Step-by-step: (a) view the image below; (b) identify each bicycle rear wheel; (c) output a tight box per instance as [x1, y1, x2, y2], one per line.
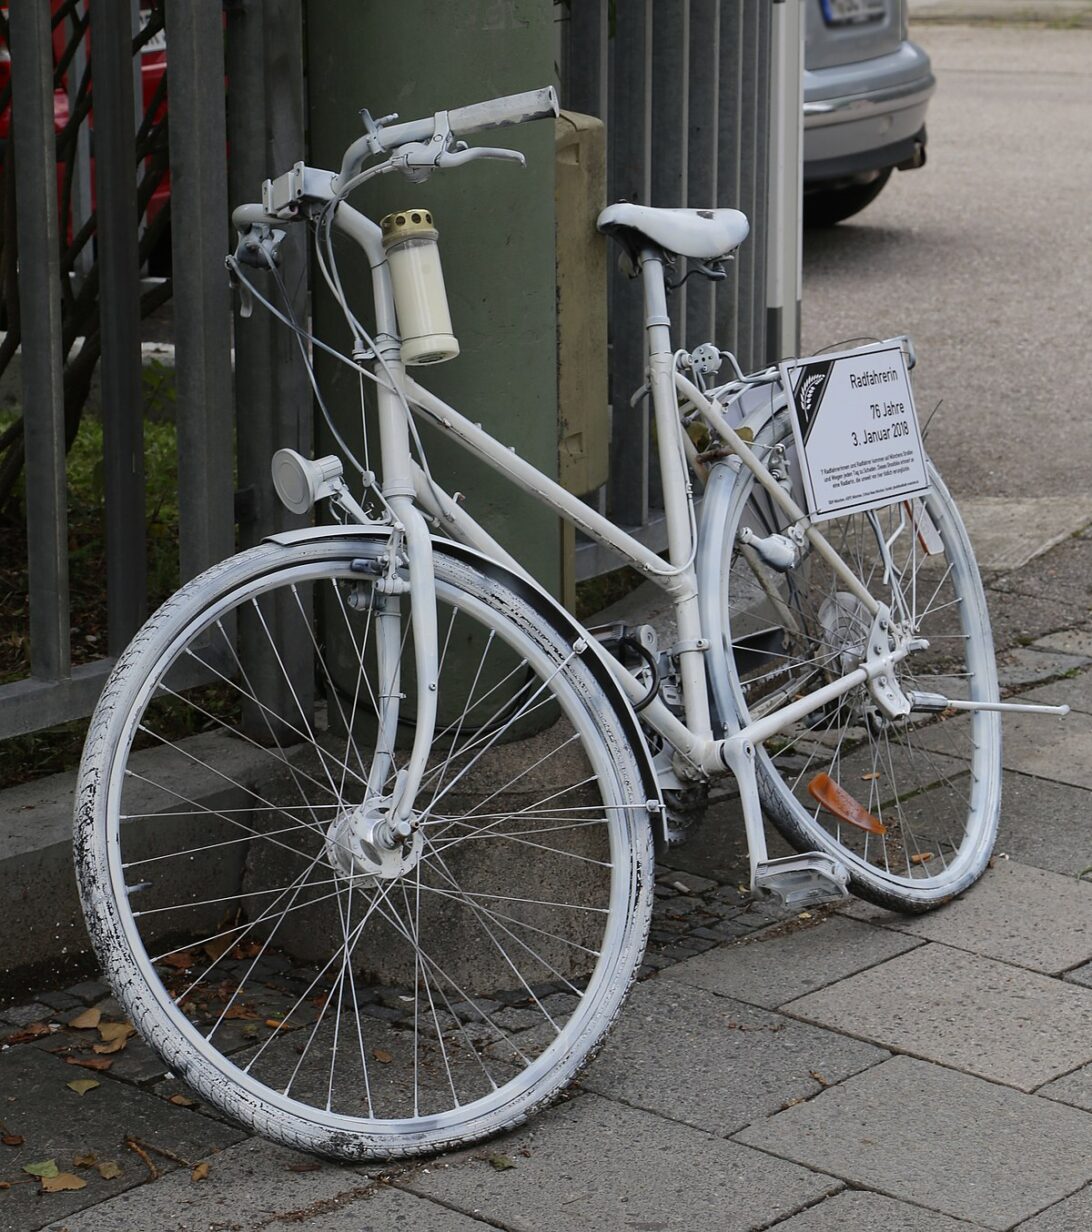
[704, 415, 1001, 911]
[76, 537, 653, 1158]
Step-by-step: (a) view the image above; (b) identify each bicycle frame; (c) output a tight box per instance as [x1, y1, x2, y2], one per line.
[326, 199, 925, 879]
[233, 104, 1062, 896]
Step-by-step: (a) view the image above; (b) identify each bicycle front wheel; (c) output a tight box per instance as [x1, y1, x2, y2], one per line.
[704, 416, 1001, 911]
[76, 538, 653, 1159]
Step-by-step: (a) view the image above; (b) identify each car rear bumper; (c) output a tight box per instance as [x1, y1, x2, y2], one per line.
[804, 41, 934, 185]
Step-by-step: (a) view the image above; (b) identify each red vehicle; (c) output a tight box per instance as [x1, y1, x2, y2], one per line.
[0, 5, 170, 263]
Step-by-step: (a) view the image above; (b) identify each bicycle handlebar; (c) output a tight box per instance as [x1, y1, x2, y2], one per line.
[231, 86, 560, 238]
[337, 86, 559, 186]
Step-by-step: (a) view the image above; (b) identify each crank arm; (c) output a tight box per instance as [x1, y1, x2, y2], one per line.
[908, 691, 1070, 717]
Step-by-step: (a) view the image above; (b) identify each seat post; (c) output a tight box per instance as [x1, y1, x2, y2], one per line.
[639, 246, 689, 569]
[639, 245, 714, 744]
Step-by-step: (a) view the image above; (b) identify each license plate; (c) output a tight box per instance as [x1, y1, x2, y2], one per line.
[820, 0, 887, 26]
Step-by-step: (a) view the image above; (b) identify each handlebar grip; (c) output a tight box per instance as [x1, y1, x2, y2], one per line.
[447, 87, 560, 137]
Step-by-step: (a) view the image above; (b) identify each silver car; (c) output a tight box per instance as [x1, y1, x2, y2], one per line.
[804, 0, 935, 225]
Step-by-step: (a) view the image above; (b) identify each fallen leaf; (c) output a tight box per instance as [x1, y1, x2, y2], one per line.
[74, 1152, 97, 1167]
[93, 1037, 129, 1055]
[41, 1172, 87, 1193]
[97, 1021, 135, 1044]
[488, 1154, 516, 1171]
[910, 851, 935, 865]
[66, 1079, 100, 1096]
[372, 1048, 393, 1064]
[66, 1055, 113, 1072]
[233, 940, 262, 959]
[203, 936, 235, 962]
[22, 1159, 60, 1179]
[168, 1093, 197, 1107]
[96, 1160, 123, 1180]
[809, 1070, 831, 1086]
[191, 1161, 210, 1182]
[861, 771, 880, 781]
[68, 1007, 102, 1031]
[223, 1005, 258, 1021]
[287, 1161, 322, 1173]
[241, 1024, 259, 1040]
[2, 1134, 23, 1148]
[160, 950, 195, 970]
[4, 1022, 52, 1044]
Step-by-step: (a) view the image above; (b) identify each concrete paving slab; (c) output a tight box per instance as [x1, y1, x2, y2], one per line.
[661, 915, 922, 1009]
[1065, 961, 1092, 988]
[0, 1047, 245, 1232]
[997, 710, 1092, 791]
[39, 1137, 484, 1232]
[994, 645, 1091, 689]
[958, 498, 1092, 572]
[849, 859, 1092, 975]
[984, 595, 1086, 660]
[578, 979, 886, 1135]
[1034, 627, 1092, 658]
[1037, 1063, 1092, 1115]
[991, 532, 1092, 611]
[913, 710, 1092, 792]
[1015, 1185, 1092, 1231]
[993, 773, 1092, 878]
[734, 1055, 1092, 1231]
[1017, 669, 1092, 717]
[765, 1188, 993, 1232]
[784, 943, 1092, 1091]
[404, 1092, 840, 1232]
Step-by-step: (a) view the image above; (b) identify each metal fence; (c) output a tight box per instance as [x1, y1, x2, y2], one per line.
[2, 0, 797, 739]
[560, 0, 792, 578]
[1, 0, 307, 742]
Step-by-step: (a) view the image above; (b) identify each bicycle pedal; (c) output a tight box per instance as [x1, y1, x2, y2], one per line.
[752, 853, 850, 910]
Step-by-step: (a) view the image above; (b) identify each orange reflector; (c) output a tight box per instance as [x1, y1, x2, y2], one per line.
[807, 772, 887, 836]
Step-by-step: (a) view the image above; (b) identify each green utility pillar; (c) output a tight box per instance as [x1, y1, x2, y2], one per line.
[305, 0, 560, 596]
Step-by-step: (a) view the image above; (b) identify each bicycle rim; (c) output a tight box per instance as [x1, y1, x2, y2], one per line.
[709, 421, 1001, 909]
[76, 540, 653, 1157]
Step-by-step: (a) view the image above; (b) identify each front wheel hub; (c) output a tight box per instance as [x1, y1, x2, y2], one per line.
[325, 797, 423, 885]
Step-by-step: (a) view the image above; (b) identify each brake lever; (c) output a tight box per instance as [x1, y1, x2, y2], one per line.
[390, 107, 527, 182]
[436, 145, 526, 170]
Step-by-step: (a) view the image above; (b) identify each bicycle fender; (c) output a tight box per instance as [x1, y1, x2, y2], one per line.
[263, 524, 667, 841]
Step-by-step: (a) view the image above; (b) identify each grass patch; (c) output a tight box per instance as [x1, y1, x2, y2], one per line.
[1, 397, 189, 786]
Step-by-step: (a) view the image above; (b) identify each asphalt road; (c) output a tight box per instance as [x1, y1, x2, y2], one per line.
[801, 23, 1092, 504]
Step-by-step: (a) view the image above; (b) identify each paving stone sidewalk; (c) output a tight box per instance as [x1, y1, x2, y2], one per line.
[3, 483, 1092, 1230]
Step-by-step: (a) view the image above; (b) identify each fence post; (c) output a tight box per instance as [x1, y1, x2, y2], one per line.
[9, 2, 70, 685]
[90, 2, 147, 654]
[165, 0, 235, 584]
[226, 0, 313, 739]
[766, 0, 804, 363]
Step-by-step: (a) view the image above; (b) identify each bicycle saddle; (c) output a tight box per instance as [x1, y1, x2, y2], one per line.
[597, 203, 750, 262]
